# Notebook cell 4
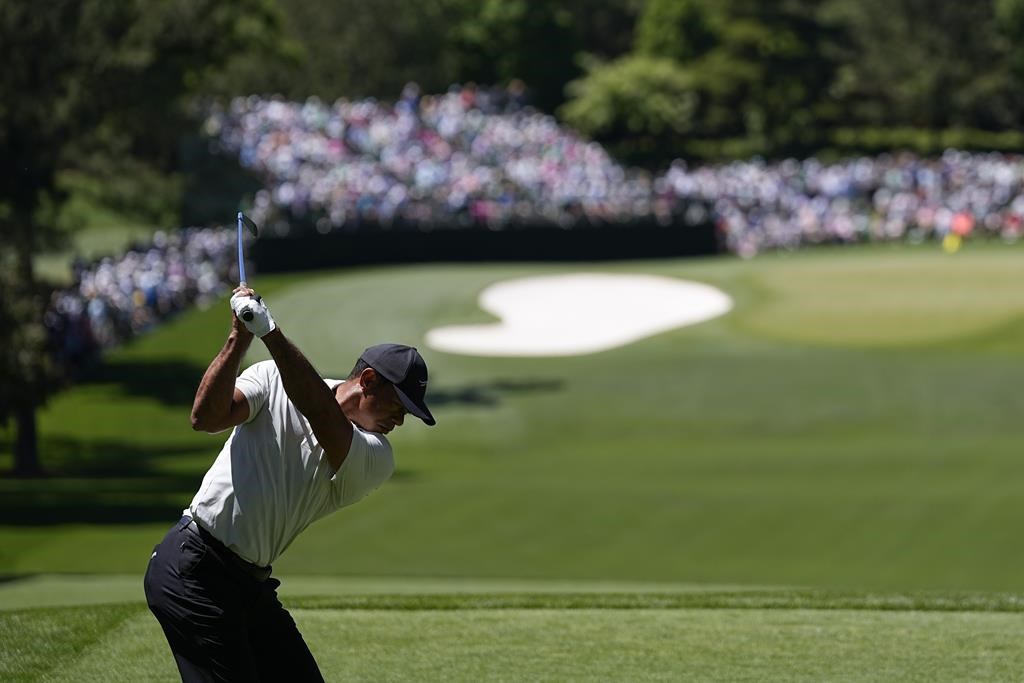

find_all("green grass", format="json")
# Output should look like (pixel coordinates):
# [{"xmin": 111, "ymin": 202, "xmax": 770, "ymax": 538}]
[
  {"xmin": 6, "ymin": 242, "xmax": 1024, "ymax": 590},
  {"xmin": 3, "ymin": 241, "xmax": 1024, "ymax": 679},
  {"xmin": 3, "ymin": 588, "xmax": 1024, "ymax": 682}
]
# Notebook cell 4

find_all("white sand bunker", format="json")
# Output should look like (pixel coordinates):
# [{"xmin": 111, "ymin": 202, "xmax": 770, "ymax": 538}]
[{"xmin": 425, "ymin": 273, "xmax": 733, "ymax": 357}]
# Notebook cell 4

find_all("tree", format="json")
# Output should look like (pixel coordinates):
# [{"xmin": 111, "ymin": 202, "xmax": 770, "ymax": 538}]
[
  {"xmin": 228, "ymin": 0, "xmax": 641, "ymax": 106},
  {"xmin": 565, "ymin": 0, "xmax": 644, "ymax": 61},
  {"xmin": 560, "ymin": 55, "xmax": 701, "ymax": 164},
  {"xmin": 702, "ymin": 0, "xmax": 841, "ymax": 154},
  {"xmin": 448, "ymin": 0, "xmax": 580, "ymax": 111},
  {"xmin": 561, "ymin": 0, "xmax": 843, "ymax": 162},
  {"xmin": 243, "ymin": 0, "xmax": 459, "ymax": 100},
  {"xmin": 561, "ymin": 0, "xmax": 724, "ymax": 164},
  {"xmin": 0, "ymin": 0, "xmax": 284, "ymax": 476},
  {"xmin": 635, "ymin": 0, "xmax": 716, "ymax": 63},
  {"xmin": 823, "ymin": 0, "xmax": 1024, "ymax": 131}
]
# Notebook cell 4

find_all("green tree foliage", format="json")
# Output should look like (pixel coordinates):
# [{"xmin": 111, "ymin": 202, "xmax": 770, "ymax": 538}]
[
  {"xmin": 566, "ymin": 0, "xmax": 645, "ymax": 61},
  {"xmin": 635, "ymin": 0, "xmax": 716, "ymax": 63},
  {"xmin": 564, "ymin": 0, "xmax": 837, "ymax": 163},
  {"xmin": 995, "ymin": 0, "xmax": 1024, "ymax": 101},
  {"xmin": 0, "ymin": 0, "xmax": 284, "ymax": 475},
  {"xmin": 997, "ymin": 0, "xmax": 1024, "ymax": 51},
  {"xmin": 236, "ymin": 0, "xmax": 459, "ymax": 100},
  {"xmin": 448, "ymin": 0, "xmax": 579, "ymax": 111},
  {"xmin": 704, "ymin": 0, "xmax": 840, "ymax": 154},
  {"xmin": 210, "ymin": 0, "xmax": 641, "ymax": 109},
  {"xmin": 564, "ymin": 0, "xmax": 1024, "ymax": 163},
  {"xmin": 824, "ymin": 0, "xmax": 1024, "ymax": 131},
  {"xmin": 561, "ymin": 56, "xmax": 700, "ymax": 164}
]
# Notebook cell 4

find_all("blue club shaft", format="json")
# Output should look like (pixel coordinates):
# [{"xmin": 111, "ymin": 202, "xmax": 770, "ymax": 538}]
[{"xmin": 237, "ymin": 212, "xmax": 247, "ymax": 284}]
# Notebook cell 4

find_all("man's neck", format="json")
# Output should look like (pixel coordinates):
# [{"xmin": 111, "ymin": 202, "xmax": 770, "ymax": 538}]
[{"xmin": 335, "ymin": 380, "xmax": 360, "ymax": 424}]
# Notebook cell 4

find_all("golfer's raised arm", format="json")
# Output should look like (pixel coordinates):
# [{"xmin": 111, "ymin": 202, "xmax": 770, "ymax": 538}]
[
  {"xmin": 190, "ymin": 316, "xmax": 253, "ymax": 433},
  {"xmin": 260, "ymin": 327, "xmax": 354, "ymax": 465}
]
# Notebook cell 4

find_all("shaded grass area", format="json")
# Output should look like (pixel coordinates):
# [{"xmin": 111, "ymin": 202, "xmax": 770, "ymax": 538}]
[{"xmin": 4, "ymin": 591, "xmax": 1024, "ymax": 682}]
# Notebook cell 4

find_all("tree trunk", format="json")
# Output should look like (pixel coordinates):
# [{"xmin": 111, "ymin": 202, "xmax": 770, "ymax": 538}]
[
  {"xmin": 8, "ymin": 219, "xmax": 44, "ymax": 477},
  {"xmin": 13, "ymin": 404, "xmax": 42, "ymax": 477}
]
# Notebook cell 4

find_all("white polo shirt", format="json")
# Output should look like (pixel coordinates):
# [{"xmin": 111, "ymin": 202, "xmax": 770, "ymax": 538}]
[{"xmin": 187, "ymin": 360, "xmax": 394, "ymax": 566}]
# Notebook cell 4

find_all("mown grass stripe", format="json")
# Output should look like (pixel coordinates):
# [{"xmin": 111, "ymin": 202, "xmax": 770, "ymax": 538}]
[
  {"xmin": 285, "ymin": 590, "xmax": 1024, "ymax": 613},
  {"xmin": 0, "ymin": 603, "xmax": 144, "ymax": 683}
]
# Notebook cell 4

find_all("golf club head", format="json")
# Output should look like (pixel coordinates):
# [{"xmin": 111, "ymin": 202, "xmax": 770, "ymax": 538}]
[{"xmin": 240, "ymin": 214, "xmax": 259, "ymax": 237}]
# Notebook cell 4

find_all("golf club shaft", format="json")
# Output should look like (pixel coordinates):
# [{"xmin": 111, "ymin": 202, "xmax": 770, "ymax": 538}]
[
  {"xmin": 237, "ymin": 212, "xmax": 247, "ymax": 286},
  {"xmin": 237, "ymin": 212, "xmax": 254, "ymax": 321}
]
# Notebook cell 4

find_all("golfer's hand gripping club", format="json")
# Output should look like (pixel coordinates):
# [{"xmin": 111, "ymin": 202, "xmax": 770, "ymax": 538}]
[{"xmin": 230, "ymin": 289, "xmax": 276, "ymax": 337}]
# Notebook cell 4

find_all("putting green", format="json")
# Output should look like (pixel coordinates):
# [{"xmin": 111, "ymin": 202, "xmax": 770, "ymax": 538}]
[{"xmin": 738, "ymin": 247, "xmax": 1024, "ymax": 346}]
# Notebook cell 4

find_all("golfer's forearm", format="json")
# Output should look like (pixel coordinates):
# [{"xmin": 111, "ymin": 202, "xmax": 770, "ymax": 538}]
[
  {"xmin": 191, "ymin": 332, "xmax": 251, "ymax": 429},
  {"xmin": 260, "ymin": 328, "xmax": 337, "ymax": 420}
]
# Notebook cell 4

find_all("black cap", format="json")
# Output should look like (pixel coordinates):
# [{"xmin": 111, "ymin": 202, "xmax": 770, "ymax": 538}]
[{"xmin": 359, "ymin": 343, "xmax": 436, "ymax": 426}]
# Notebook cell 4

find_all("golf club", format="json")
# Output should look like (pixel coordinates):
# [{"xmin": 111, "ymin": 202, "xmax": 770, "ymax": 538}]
[{"xmin": 236, "ymin": 211, "xmax": 259, "ymax": 321}]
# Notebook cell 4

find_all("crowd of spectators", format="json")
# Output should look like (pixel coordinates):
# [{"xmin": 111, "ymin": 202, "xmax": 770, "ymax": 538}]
[
  {"xmin": 42, "ymin": 85, "xmax": 1024, "ymax": 376},
  {"xmin": 204, "ymin": 83, "xmax": 668, "ymax": 233},
  {"xmin": 206, "ymin": 85, "xmax": 1024, "ymax": 257},
  {"xmin": 662, "ymin": 151, "xmax": 1024, "ymax": 257},
  {"xmin": 44, "ymin": 228, "xmax": 238, "ymax": 378}
]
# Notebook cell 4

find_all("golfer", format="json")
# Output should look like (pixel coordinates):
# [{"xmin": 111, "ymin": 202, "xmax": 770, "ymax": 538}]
[{"xmin": 144, "ymin": 286, "xmax": 435, "ymax": 682}]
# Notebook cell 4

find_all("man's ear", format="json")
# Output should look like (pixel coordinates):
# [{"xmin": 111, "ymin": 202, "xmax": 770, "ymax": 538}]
[{"xmin": 358, "ymin": 367, "xmax": 380, "ymax": 391}]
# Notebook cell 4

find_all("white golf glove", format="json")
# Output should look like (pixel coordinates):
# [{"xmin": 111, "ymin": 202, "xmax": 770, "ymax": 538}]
[{"xmin": 230, "ymin": 292, "xmax": 276, "ymax": 337}]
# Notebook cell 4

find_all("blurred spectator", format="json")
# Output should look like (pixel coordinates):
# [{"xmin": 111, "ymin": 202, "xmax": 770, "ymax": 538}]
[
  {"xmin": 205, "ymin": 87, "xmax": 1024, "ymax": 255},
  {"xmin": 44, "ymin": 227, "xmax": 240, "ymax": 380},
  {"xmin": 662, "ymin": 151, "xmax": 1024, "ymax": 257},
  {"xmin": 204, "ymin": 84, "xmax": 666, "ymax": 232}
]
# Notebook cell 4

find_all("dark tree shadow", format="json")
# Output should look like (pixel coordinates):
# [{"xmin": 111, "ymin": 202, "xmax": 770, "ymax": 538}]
[
  {"xmin": 0, "ymin": 432, "xmax": 420, "ymax": 526},
  {"xmin": 0, "ymin": 373, "xmax": 563, "ymax": 526},
  {"xmin": 78, "ymin": 357, "xmax": 207, "ymax": 407},
  {"xmin": 20, "ymin": 436, "xmax": 213, "ymax": 479},
  {"xmin": 0, "ymin": 436, "xmax": 212, "ymax": 525}
]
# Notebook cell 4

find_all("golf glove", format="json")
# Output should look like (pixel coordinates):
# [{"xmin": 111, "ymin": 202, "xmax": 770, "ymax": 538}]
[{"xmin": 230, "ymin": 292, "xmax": 276, "ymax": 337}]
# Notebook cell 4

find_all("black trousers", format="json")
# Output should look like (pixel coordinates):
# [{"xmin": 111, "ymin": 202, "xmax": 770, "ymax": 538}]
[{"xmin": 144, "ymin": 517, "xmax": 324, "ymax": 683}]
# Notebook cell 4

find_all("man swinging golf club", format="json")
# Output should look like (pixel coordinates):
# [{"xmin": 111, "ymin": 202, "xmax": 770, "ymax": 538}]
[{"xmin": 144, "ymin": 284, "xmax": 435, "ymax": 682}]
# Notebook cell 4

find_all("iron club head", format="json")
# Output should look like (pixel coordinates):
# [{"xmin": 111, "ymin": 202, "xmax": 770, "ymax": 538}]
[{"xmin": 240, "ymin": 214, "xmax": 260, "ymax": 237}]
